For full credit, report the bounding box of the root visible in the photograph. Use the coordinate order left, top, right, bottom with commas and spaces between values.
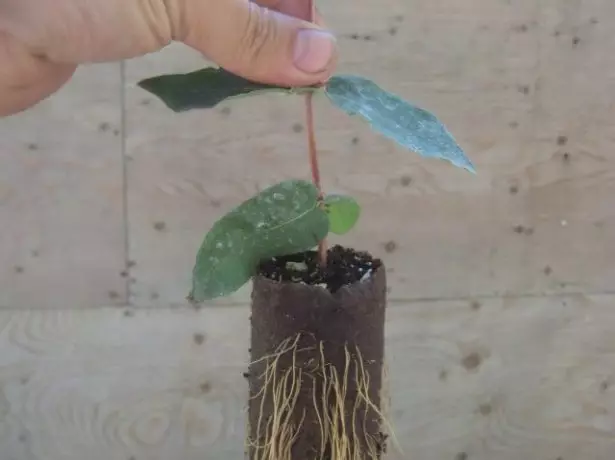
247, 333, 396, 460
356, 349, 401, 457
247, 335, 308, 460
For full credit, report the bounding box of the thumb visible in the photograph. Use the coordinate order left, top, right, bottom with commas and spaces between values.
176, 0, 337, 87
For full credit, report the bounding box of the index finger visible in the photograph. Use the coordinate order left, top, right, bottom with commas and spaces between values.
253, 0, 325, 25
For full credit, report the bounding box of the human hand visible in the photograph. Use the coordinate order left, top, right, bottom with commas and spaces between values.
0, 0, 337, 117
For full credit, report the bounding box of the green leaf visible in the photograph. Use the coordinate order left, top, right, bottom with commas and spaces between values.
190, 179, 329, 301
137, 67, 320, 112
324, 75, 475, 173
324, 194, 361, 235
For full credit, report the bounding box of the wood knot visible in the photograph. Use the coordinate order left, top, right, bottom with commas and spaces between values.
462, 352, 482, 371
193, 333, 205, 345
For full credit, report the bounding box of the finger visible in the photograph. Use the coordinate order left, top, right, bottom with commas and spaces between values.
0, 0, 173, 63
254, 0, 325, 26
179, 0, 337, 87
254, 0, 309, 20
0, 31, 76, 117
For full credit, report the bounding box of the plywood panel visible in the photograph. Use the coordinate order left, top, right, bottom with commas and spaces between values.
0, 295, 614, 460
123, 0, 540, 306
510, 0, 615, 293
0, 64, 126, 308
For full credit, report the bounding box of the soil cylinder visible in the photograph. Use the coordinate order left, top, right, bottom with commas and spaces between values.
247, 245, 388, 460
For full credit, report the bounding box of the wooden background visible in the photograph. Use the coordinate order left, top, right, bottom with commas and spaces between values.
1, 0, 615, 459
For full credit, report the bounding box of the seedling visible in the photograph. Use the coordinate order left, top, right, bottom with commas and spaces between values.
138, 69, 473, 299
138, 22, 473, 460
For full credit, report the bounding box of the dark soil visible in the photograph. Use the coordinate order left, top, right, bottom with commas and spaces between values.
248, 249, 387, 460
258, 244, 382, 292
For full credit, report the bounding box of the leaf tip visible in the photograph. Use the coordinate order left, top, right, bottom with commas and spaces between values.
457, 150, 477, 174
187, 286, 204, 303
186, 291, 200, 305
455, 155, 477, 174
136, 76, 186, 113
136, 76, 160, 94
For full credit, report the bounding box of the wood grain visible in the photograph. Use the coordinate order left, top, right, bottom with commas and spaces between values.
514, 0, 615, 294
0, 64, 126, 309
0, 295, 614, 459
123, 0, 615, 307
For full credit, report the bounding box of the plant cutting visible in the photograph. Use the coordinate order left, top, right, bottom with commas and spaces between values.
138, 11, 474, 459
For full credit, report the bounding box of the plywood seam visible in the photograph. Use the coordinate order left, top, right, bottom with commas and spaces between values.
0, 290, 614, 311
120, 60, 131, 305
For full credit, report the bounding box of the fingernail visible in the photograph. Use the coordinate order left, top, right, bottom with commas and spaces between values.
293, 29, 336, 74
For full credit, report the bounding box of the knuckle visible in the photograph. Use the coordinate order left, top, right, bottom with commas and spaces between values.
238, 5, 277, 65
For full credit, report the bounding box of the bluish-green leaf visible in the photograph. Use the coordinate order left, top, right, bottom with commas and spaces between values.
324, 75, 475, 173
189, 179, 329, 301
324, 194, 361, 235
137, 67, 319, 112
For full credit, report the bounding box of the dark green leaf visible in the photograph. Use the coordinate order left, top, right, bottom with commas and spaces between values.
190, 179, 329, 301
324, 194, 361, 235
324, 75, 475, 173
137, 67, 319, 112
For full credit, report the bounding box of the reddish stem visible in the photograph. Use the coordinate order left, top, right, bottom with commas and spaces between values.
304, 93, 327, 267
304, 0, 328, 267
304, 93, 321, 194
